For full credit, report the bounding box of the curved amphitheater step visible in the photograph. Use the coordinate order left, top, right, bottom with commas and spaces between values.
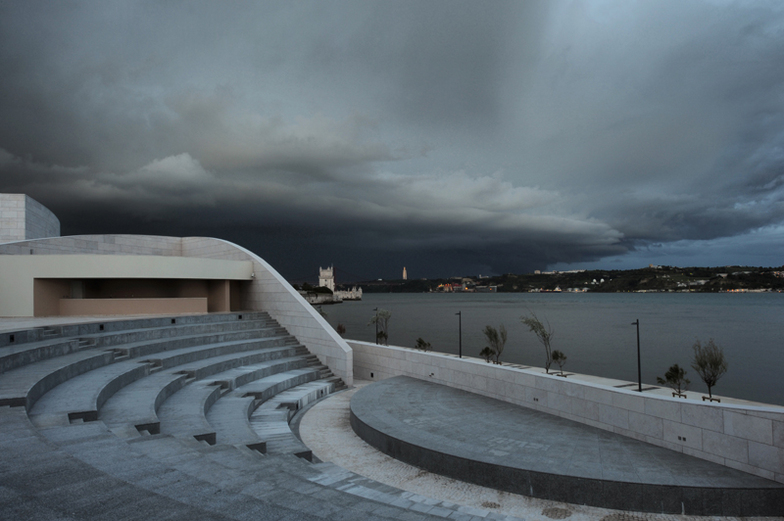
0, 314, 515, 521
249, 380, 338, 460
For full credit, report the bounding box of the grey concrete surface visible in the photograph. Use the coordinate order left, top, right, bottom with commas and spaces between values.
0, 314, 450, 520
350, 376, 784, 516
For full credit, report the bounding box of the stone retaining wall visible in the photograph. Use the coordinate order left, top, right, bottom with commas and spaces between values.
349, 340, 784, 484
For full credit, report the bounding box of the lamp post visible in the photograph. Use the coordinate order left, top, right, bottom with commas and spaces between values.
632, 319, 641, 392
455, 311, 462, 358
373, 308, 379, 345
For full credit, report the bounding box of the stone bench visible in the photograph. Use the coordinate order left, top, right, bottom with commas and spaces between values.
117, 325, 289, 359
247, 379, 336, 460
158, 364, 321, 446
101, 354, 311, 438
141, 334, 297, 370
28, 358, 153, 427
0, 312, 271, 374
0, 349, 116, 410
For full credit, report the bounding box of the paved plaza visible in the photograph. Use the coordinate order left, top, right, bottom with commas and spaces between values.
302, 379, 784, 519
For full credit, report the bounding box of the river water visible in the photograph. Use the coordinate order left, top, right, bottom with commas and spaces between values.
322, 292, 784, 406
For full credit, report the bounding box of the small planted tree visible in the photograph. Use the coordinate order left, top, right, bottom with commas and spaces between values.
656, 364, 690, 397
368, 308, 392, 345
479, 347, 495, 363
521, 311, 554, 373
691, 339, 728, 402
336, 323, 346, 337
551, 350, 567, 376
415, 337, 431, 352
482, 324, 508, 364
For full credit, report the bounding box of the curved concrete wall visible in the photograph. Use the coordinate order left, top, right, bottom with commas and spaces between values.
0, 234, 352, 386
181, 238, 352, 386
0, 194, 60, 243
349, 340, 784, 484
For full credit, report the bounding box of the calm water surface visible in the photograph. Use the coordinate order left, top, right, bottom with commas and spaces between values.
323, 293, 784, 406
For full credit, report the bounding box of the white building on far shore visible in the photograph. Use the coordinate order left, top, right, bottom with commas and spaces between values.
318, 265, 362, 301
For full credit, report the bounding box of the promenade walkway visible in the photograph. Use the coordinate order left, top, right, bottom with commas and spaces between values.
350, 377, 783, 516
301, 379, 784, 520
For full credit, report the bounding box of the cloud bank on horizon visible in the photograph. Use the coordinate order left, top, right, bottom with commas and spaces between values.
1, 1, 784, 280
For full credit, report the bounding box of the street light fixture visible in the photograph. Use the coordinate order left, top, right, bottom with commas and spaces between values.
455, 311, 462, 358
632, 319, 641, 392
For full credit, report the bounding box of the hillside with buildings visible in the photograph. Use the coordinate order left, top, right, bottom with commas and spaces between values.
355, 265, 784, 293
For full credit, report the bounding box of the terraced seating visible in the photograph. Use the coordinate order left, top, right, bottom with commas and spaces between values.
0, 313, 471, 521
249, 380, 337, 460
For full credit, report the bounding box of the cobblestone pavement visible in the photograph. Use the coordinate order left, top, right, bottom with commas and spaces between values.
299, 380, 783, 521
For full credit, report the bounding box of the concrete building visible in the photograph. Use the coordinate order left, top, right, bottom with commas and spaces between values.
0, 194, 352, 386
0, 193, 60, 243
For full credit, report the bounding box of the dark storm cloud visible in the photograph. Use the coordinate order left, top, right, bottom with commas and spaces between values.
2, 1, 784, 278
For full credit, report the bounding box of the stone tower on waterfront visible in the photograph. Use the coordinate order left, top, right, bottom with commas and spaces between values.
402, 267, 407, 280
318, 265, 335, 291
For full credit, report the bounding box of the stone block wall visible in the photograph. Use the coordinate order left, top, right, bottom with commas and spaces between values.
182, 237, 352, 386
350, 340, 784, 484
0, 234, 182, 256
0, 194, 60, 243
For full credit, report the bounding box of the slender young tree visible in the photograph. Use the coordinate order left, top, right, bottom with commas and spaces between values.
415, 337, 431, 352
368, 308, 392, 345
479, 347, 495, 363
656, 364, 690, 396
521, 311, 554, 373
691, 339, 728, 399
483, 324, 508, 364
551, 350, 567, 375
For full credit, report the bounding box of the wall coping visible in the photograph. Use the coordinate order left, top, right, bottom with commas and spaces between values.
348, 340, 784, 413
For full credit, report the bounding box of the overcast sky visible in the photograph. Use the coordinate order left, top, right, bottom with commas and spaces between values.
2, 1, 784, 281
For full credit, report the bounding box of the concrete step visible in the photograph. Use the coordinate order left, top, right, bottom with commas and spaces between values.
141, 334, 297, 370
110, 323, 288, 359
0, 312, 272, 374
0, 335, 97, 374
28, 359, 153, 427
0, 349, 116, 410
160, 366, 322, 446
102, 355, 312, 438
157, 380, 224, 445
249, 380, 336, 460
170, 344, 308, 381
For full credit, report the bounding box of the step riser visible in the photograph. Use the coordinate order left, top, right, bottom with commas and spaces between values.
12, 352, 115, 410
214, 358, 310, 391
94, 320, 280, 350
180, 346, 307, 381
0, 312, 271, 348
125, 329, 293, 359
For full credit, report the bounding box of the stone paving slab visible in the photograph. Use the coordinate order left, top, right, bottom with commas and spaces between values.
350, 376, 784, 516
302, 380, 784, 521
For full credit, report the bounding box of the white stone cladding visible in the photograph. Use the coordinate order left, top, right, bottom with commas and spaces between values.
0, 234, 352, 386
181, 238, 352, 386
0, 194, 60, 243
0, 234, 183, 256
349, 340, 784, 484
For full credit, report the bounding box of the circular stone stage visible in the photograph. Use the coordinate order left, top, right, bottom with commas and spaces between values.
349, 376, 784, 516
